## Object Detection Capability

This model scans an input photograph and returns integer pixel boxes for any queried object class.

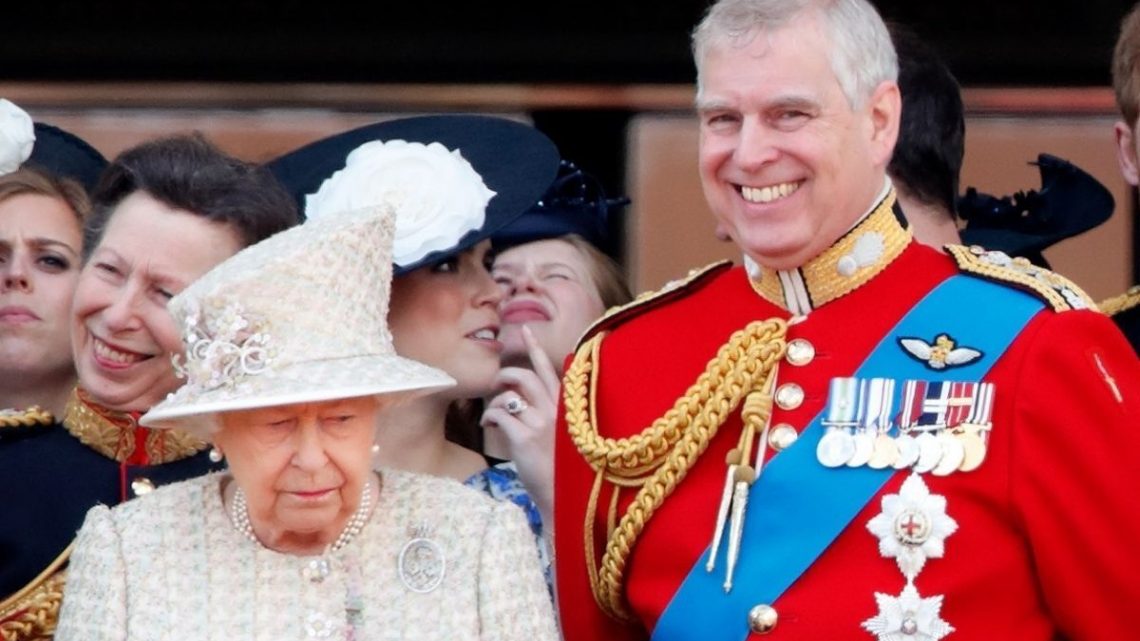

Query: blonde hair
[558,234,632,309]
[0,167,92,227]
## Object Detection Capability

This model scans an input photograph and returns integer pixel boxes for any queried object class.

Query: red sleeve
[1004,309,1140,639]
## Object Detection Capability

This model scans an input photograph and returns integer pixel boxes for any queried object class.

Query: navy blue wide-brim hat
[25,122,108,193]
[491,159,629,258]
[266,114,560,275]
[958,154,1114,266]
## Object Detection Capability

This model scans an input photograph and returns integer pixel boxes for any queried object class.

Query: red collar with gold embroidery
[61,388,207,465]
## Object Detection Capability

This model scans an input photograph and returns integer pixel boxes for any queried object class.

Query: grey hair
[692,0,898,107]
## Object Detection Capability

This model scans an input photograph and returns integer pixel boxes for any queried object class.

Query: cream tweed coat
[55,470,558,641]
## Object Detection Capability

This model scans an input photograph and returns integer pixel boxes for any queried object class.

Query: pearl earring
[208,447,224,463]
[370,443,380,455]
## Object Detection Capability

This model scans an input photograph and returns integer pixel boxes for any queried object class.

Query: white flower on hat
[304,139,496,267]
[0,99,36,176]
[172,297,274,395]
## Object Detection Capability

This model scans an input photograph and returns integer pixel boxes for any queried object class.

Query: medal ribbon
[651,274,1043,641]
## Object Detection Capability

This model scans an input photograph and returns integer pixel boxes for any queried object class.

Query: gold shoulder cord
[565,318,788,620]
[0,407,54,430]
[0,544,71,641]
[1099,285,1140,316]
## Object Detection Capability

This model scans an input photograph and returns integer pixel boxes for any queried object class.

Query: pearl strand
[229,479,374,552]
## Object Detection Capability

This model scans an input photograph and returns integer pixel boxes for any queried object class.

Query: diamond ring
[505,397,529,416]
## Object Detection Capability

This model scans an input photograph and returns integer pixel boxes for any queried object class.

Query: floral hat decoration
[266,114,561,275]
[139,204,456,434]
[1,98,107,190]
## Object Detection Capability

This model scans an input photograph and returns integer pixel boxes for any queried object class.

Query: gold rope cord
[565,319,787,620]
[0,407,54,429]
[0,544,71,641]
[1099,285,1140,316]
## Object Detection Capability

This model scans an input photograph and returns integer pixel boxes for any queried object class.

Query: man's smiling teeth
[741,181,800,203]
[94,338,145,364]
[471,328,498,340]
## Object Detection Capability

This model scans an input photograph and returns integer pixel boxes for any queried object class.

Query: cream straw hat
[140,204,454,433]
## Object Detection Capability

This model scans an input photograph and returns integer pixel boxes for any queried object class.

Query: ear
[865,80,902,168]
[1114,120,1140,186]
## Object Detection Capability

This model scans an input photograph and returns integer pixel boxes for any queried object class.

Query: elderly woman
[267,116,560,564]
[56,204,558,640]
[0,133,297,638]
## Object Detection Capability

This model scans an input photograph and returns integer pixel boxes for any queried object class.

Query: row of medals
[816,423,990,475]
[815,384,993,476]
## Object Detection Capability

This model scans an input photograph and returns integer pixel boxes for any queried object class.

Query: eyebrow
[89,246,189,290]
[29,238,81,257]
[494,260,580,273]
[0,237,80,257]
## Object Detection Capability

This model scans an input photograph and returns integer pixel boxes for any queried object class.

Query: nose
[733,117,778,170]
[1,255,32,293]
[474,266,505,308]
[292,421,330,471]
[503,270,541,298]
[100,287,143,332]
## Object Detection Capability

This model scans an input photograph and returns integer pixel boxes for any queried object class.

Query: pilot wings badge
[897,334,983,371]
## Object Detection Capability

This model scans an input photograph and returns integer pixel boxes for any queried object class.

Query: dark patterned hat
[491,159,628,257]
[959,154,1114,267]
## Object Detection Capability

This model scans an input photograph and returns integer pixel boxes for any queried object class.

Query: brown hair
[558,234,633,310]
[0,167,92,227]
[86,134,298,260]
[1114,3,1140,127]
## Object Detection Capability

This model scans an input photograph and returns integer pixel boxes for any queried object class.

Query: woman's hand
[481,326,560,525]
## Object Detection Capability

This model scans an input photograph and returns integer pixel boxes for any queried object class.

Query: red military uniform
[554,197,1140,641]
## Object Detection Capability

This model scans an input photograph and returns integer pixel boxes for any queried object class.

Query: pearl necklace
[229,479,374,553]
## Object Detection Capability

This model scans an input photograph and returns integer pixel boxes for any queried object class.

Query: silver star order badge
[862,583,954,641]
[867,473,958,580]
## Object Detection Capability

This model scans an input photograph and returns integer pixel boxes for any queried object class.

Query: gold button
[785,338,816,366]
[748,603,778,634]
[768,424,799,451]
[774,383,804,410]
[131,477,155,497]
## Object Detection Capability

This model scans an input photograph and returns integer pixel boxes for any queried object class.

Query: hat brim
[266,115,561,276]
[140,353,455,432]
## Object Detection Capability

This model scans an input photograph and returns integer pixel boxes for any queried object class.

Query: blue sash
[651,275,1043,641]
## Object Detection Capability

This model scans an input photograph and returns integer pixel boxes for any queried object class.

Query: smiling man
[553,1,1140,640]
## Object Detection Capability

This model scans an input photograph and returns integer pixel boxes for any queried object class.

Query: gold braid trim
[565,319,788,620]
[0,544,71,641]
[62,388,208,464]
[749,190,908,310]
[1099,285,1140,316]
[0,407,54,430]
[946,244,1095,312]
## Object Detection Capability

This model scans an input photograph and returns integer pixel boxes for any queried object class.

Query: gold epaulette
[1099,285,1140,317]
[576,260,733,349]
[0,546,71,641]
[946,245,1095,312]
